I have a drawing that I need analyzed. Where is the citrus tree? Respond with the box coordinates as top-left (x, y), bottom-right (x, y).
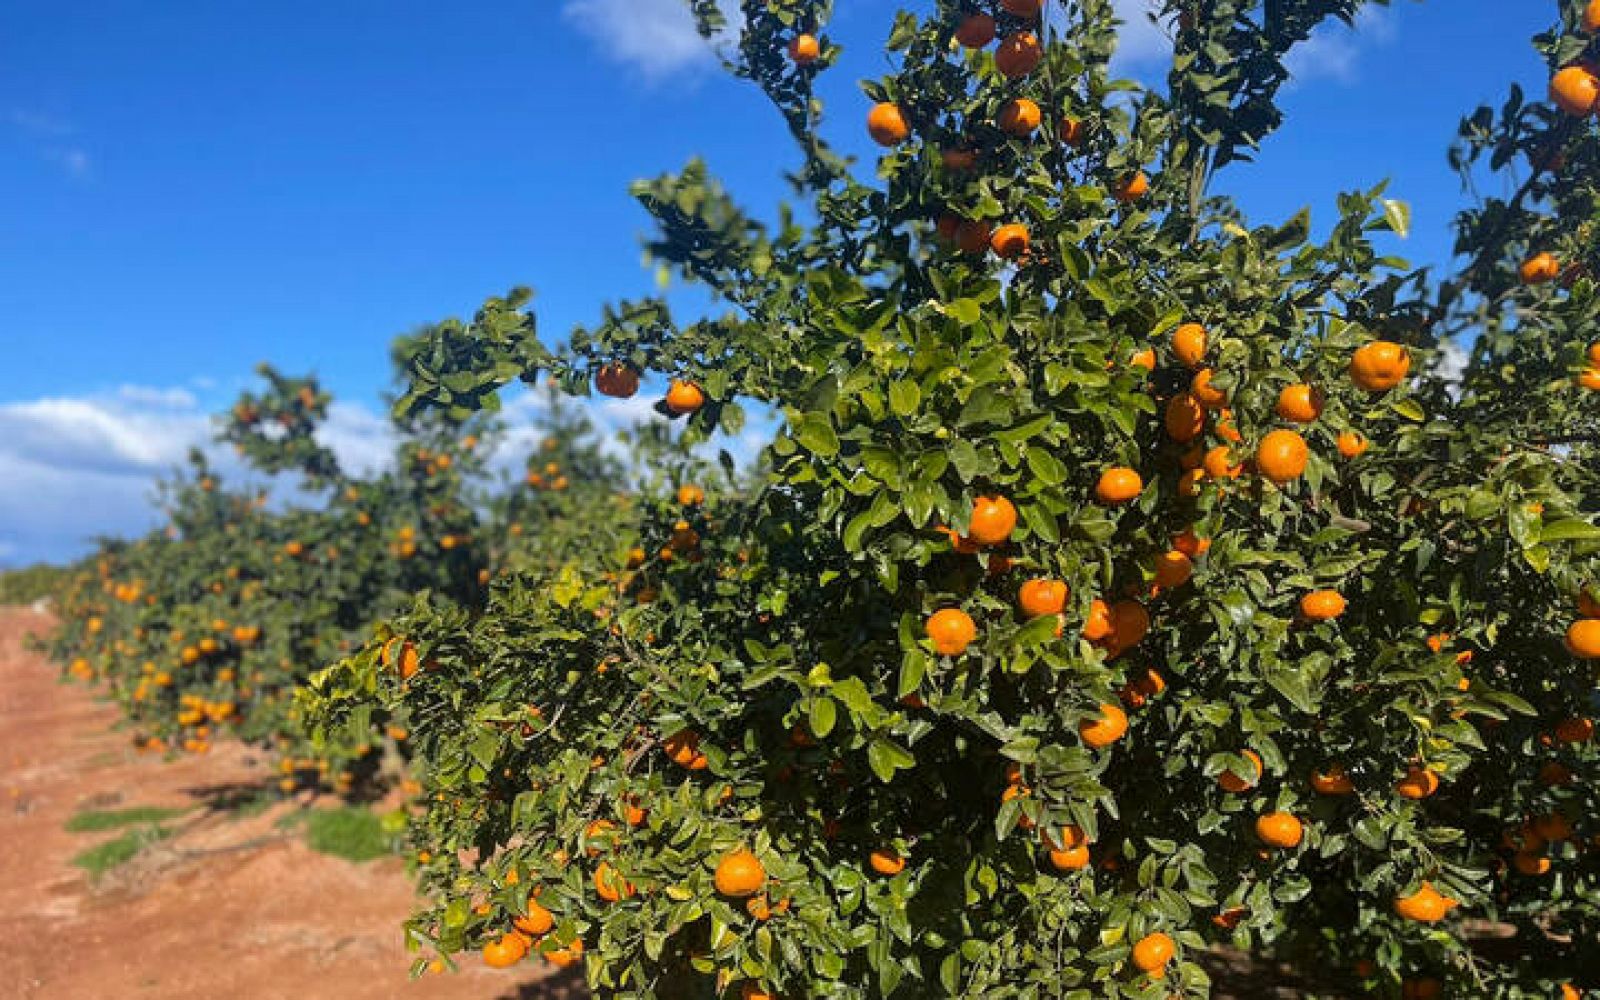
top-left (264, 1), bottom-right (1600, 997)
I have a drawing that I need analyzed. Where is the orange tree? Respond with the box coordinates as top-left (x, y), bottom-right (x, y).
top-left (306, 1), bottom-right (1600, 996)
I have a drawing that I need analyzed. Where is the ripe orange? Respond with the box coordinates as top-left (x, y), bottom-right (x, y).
top-left (1046, 842), bottom-right (1090, 871)
top-left (714, 849), bottom-right (767, 897)
top-left (663, 729), bottom-right (706, 769)
top-left (1018, 578), bottom-right (1068, 618)
top-left (940, 148), bottom-right (976, 173)
top-left (1394, 881), bottom-right (1457, 923)
top-left (1256, 429), bottom-right (1310, 483)
top-left (594, 861), bottom-right (636, 901)
top-left (482, 932), bottom-right (528, 969)
top-left (1171, 323), bottom-right (1207, 368)
top-left (1581, 589), bottom-right (1600, 616)
top-left (1566, 619), bottom-right (1600, 658)
top-left (543, 939), bottom-right (584, 967)
top-left (1082, 599), bottom-right (1113, 641)
top-left (1310, 765), bottom-right (1355, 796)
top-left (1555, 716), bottom-right (1595, 743)
top-left (1113, 171), bottom-right (1149, 202)
top-left (1403, 979), bottom-right (1443, 1000)
top-left (1349, 341), bottom-right (1411, 391)
top-left (1059, 117), bottom-right (1084, 146)
top-left (994, 31), bottom-right (1042, 79)
top-left (869, 848), bottom-right (906, 875)
top-left (1173, 529), bottom-right (1210, 557)
top-left (1131, 347), bottom-right (1156, 369)
top-left (1107, 600), bottom-right (1150, 651)
top-left (990, 223), bottom-right (1031, 259)
top-left (1337, 430), bottom-right (1369, 458)
top-left (664, 379), bottom-right (706, 415)
top-left (1217, 750), bottom-right (1262, 793)
top-left (1562, 984), bottom-right (1583, 1000)
top-left (867, 102), bottom-right (910, 145)
top-left (1550, 64), bottom-right (1600, 117)
top-left (1095, 467), bottom-right (1143, 505)
top-left (1299, 589), bottom-right (1346, 621)
top-left (787, 34), bottom-right (820, 65)
top-left (1152, 550), bottom-right (1193, 589)
top-left (1587, 0), bottom-right (1600, 31)
top-left (1579, 368), bottom-right (1600, 391)
top-left (1130, 932), bottom-right (1175, 979)
top-left (1255, 811), bottom-right (1303, 849)
top-left (1164, 392), bottom-right (1206, 442)
top-left (1512, 850), bottom-right (1551, 876)
top-left (1202, 445), bottom-right (1241, 480)
top-left (742, 983), bottom-right (778, 1000)
top-left (1079, 703), bottom-right (1129, 749)
top-left (955, 13), bottom-right (996, 48)
top-left (1520, 252), bottom-right (1561, 284)
top-left (969, 496), bottom-right (1017, 545)
top-left (998, 98), bottom-right (1041, 137)
top-left (1189, 368), bottom-right (1227, 408)
top-left (926, 608), bottom-right (977, 656)
top-left (1395, 766), bottom-right (1440, 800)
top-left (514, 901), bottom-right (554, 937)
top-left (1275, 383), bottom-right (1324, 423)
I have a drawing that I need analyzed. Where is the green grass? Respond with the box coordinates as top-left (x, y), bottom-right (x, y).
top-left (302, 807), bottom-right (391, 862)
top-left (71, 825), bottom-right (172, 878)
top-left (66, 805), bottom-right (187, 833)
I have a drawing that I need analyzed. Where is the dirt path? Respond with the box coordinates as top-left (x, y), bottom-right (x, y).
top-left (0, 606), bottom-right (579, 1000)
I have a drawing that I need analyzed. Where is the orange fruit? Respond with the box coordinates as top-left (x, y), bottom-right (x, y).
top-left (1107, 600), bottom-right (1150, 652)
top-left (482, 932), bottom-right (528, 969)
top-left (1217, 750), bottom-right (1263, 793)
top-left (1059, 117), bottom-right (1084, 146)
top-left (1082, 599), bottom-right (1113, 641)
top-left (1533, 812), bottom-right (1574, 842)
top-left (968, 495), bottom-right (1017, 545)
top-left (1562, 985), bottom-right (1583, 1000)
top-left (990, 223), bottom-right (1031, 259)
top-left (1255, 812), bottom-right (1303, 849)
top-left (1164, 392), bottom-right (1206, 442)
top-left (1256, 429), bottom-right (1310, 483)
top-left (1393, 881), bottom-right (1457, 923)
top-left (1587, 0), bottom-right (1600, 31)
top-left (1131, 346), bottom-right (1157, 369)
top-left (713, 849), bottom-right (767, 897)
top-left (1172, 529), bottom-right (1210, 557)
top-left (1152, 550), bottom-right (1194, 589)
top-left (1189, 368), bottom-right (1227, 408)
top-left (1046, 843), bottom-right (1090, 871)
top-left (1337, 430), bottom-right (1369, 458)
top-left (1171, 323), bottom-right (1207, 368)
top-left (663, 729), bottom-right (703, 767)
top-left (869, 848), bottom-right (906, 875)
top-left (994, 31), bottom-right (1042, 78)
top-left (1512, 850), bottom-right (1551, 876)
top-left (1349, 340), bottom-right (1411, 391)
top-left (543, 939), bottom-right (584, 968)
top-left (1079, 703), bottom-right (1129, 749)
top-left (940, 148), bottom-right (976, 173)
top-left (677, 484), bottom-right (705, 506)
top-left (926, 608), bottom-right (977, 656)
top-left (1310, 764), bottom-right (1355, 796)
top-left (1578, 368), bottom-right (1600, 391)
top-left (1112, 171), bottom-right (1149, 203)
top-left (1095, 467), bottom-right (1143, 505)
top-left (741, 983), bottom-right (778, 1000)
top-left (1130, 932), bottom-right (1175, 979)
top-left (514, 901), bottom-right (554, 937)
top-left (593, 861), bottom-right (635, 901)
top-left (1395, 766), bottom-right (1440, 800)
top-left (1018, 579), bottom-right (1068, 618)
top-left (1520, 252), bottom-right (1561, 285)
top-left (955, 13), bottom-right (996, 48)
top-left (1202, 445), bottom-right (1241, 480)
top-left (787, 33), bottom-right (820, 65)
top-left (664, 379), bottom-right (706, 415)
top-left (1551, 64), bottom-right (1600, 116)
top-left (1274, 383), bottom-right (1324, 423)
top-left (1403, 979), bottom-right (1442, 1000)
top-left (998, 98), bottom-right (1041, 137)
top-left (867, 102), bottom-right (910, 145)
top-left (1299, 589), bottom-right (1346, 621)
top-left (1581, 589), bottom-right (1600, 616)
top-left (1566, 619), bottom-right (1600, 658)
top-left (1555, 716), bottom-right (1595, 743)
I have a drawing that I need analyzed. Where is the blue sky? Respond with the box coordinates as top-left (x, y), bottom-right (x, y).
top-left (0, 0), bottom-right (1556, 565)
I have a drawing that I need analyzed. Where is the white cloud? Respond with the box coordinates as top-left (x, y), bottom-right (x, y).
top-left (1285, 6), bottom-right (1395, 84)
top-left (561, 0), bottom-right (740, 80)
top-left (7, 108), bottom-right (92, 179)
top-left (316, 402), bottom-right (397, 477)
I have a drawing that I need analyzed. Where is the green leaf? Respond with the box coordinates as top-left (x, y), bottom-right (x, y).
top-left (888, 380), bottom-right (922, 417)
top-left (810, 696), bottom-right (838, 738)
top-left (792, 414), bottom-right (840, 457)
